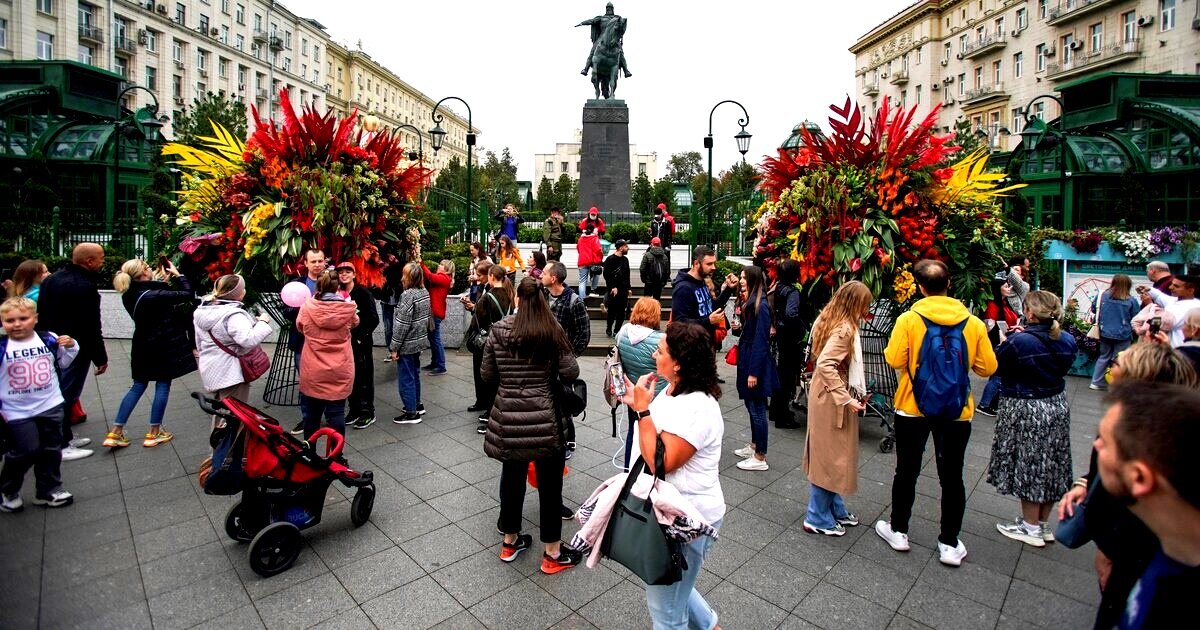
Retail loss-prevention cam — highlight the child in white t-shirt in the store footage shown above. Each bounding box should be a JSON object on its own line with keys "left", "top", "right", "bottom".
{"left": 0, "top": 297, "right": 79, "bottom": 512}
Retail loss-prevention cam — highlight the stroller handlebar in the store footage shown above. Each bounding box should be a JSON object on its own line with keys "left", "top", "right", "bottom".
{"left": 306, "top": 427, "right": 345, "bottom": 460}
{"left": 192, "top": 391, "right": 228, "bottom": 416}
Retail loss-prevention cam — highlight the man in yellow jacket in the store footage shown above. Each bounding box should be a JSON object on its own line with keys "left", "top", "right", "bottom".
{"left": 875, "top": 259, "right": 998, "bottom": 568}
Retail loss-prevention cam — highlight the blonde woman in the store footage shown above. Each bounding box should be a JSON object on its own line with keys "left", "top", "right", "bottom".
{"left": 802, "top": 281, "right": 873, "bottom": 536}
{"left": 987, "top": 291, "right": 1077, "bottom": 547}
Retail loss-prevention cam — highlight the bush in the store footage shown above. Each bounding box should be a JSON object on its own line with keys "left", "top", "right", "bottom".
{"left": 562, "top": 223, "right": 579, "bottom": 242}
{"left": 608, "top": 222, "right": 641, "bottom": 244}
{"left": 673, "top": 229, "right": 690, "bottom": 244}
{"left": 518, "top": 226, "right": 542, "bottom": 243}
{"left": 442, "top": 242, "right": 472, "bottom": 258}
{"left": 715, "top": 259, "right": 745, "bottom": 280}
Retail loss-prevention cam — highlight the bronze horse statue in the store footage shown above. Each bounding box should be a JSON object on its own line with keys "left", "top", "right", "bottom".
{"left": 589, "top": 16, "right": 624, "bottom": 99}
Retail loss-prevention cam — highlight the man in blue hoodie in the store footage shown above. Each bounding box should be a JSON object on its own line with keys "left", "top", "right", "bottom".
{"left": 670, "top": 245, "right": 738, "bottom": 344}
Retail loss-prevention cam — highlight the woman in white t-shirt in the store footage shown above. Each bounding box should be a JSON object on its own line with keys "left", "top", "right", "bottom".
{"left": 622, "top": 321, "right": 725, "bottom": 630}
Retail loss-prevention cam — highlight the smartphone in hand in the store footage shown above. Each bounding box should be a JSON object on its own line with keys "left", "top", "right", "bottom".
{"left": 609, "top": 362, "right": 627, "bottom": 398}
{"left": 1149, "top": 316, "right": 1163, "bottom": 336}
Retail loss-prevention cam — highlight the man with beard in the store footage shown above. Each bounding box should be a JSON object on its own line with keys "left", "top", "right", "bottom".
{"left": 1095, "top": 382, "right": 1200, "bottom": 628}
{"left": 670, "top": 245, "right": 738, "bottom": 345}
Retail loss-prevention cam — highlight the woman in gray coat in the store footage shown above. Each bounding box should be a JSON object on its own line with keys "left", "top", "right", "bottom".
{"left": 482, "top": 277, "right": 583, "bottom": 574}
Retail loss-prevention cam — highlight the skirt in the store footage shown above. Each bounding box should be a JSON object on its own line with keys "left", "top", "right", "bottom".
{"left": 986, "top": 391, "right": 1073, "bottom": 504}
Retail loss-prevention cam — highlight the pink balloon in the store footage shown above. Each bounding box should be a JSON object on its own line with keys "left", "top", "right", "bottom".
{"left": 281, "top": 281, "right": 311, "bottom": 308}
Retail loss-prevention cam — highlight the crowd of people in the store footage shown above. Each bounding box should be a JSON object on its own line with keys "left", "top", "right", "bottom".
{"left": 0, "top": 231, "right": 1196, "bottom": 629}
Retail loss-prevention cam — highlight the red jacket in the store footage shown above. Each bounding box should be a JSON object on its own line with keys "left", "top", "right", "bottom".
{"left": 578, "top": 216, "right": 606, "bottom": 236}
{"left": 422, "top": 264, "right": 452, "bottom": 319}
{"left": 577, "top": 233, "right": 603, "bottom": 267}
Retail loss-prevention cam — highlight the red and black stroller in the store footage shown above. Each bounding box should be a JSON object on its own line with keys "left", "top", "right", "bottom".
{"left": 194, "top": 393, "right": 376, "bottom": 577}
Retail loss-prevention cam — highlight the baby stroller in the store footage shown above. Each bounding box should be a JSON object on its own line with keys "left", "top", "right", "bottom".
{"left": 193, "top": 393, "right": 376, "bottom": 577}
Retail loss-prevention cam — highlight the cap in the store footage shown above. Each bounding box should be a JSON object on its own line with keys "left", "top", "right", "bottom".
{"left": 589, "top": 206, "right": 599, "bottom": 214}
{"left": 614, "top": 239, "right": 628, "bottom": 248}
{"left": 335, "top": 261, "right": 356, "bottom": 271}
{"left": 656, "top": 203, "right": 667, "bottom": 211}
{"left": 651, "top": 237, "right": 661, "bottom": 246}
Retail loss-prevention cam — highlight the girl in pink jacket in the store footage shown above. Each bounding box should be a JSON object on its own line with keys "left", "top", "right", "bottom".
{"left": 297, "top": 270, "right": 359, "bottom": 438}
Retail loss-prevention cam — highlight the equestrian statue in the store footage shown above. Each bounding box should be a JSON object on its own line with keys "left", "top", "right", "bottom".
{"left": 576, "top": 2, "right": 632, "bottom": 100}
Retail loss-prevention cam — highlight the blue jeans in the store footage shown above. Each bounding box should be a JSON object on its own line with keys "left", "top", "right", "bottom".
{"left": 381, "top": 302, "right": 396, "bottom": 347}
{"left": 397, "top": 353, "right": 421, "bottom": 412}
{"left": 578, "top": 265, "right": 599, "bottom": 296}
{"left": 746, "top": 397, "right": 769, "bottom": 456}
{"left": 1092, "top": 338, "right": 1130, "bottom": 387}
{"left": 805, "top": 483, "right": 851, "bottom": 529}
{"left": 978, "top": 374, "right": 1001, "bottom": 409}
{"left": 114, "top": 380, "right": 172, "bottom": 427}
{"left": 300, "top": 394, "right": 346, "bottom": 438}
{"left": 645, "top": 517, "right": 722, "bottom": 630}
{"left": 429, "top": 316, "right": 445, "bottom": 370}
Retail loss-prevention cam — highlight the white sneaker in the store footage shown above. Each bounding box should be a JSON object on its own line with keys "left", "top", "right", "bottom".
{"left": 996, "top": 519, "right": 1046, "bottom": 548}
{"left": 31, "top": 489, "right": 74, "bottom": 508}
{"left": 874, "top": 520, "right": 911, "bottom": 552}
{"left": 68, "top": 437, "right": 91, "bottom": 448}
{"left": 802, "top": 521, "right": 846, "bottom": 536}
{"left": 733, "top": 445, "right": 754, "bottom": 458}
{"left": 938, "top": 539, "right": 969, "bottom": 567}
{"left": 0, "top": 493, "right": 23, "bottom": 512}
{"left": 736, "top": 457, "right": 769, "bottom": 471}
{"left": 60, "top": 446, "right": 94, "bottom": 461}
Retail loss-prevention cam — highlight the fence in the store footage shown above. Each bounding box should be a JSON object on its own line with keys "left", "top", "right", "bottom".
{"left": 689, "top": 189, "right": 765, "bottom": 257}
{"left": 0, "top": 206, "right": 151, "bottom": 259}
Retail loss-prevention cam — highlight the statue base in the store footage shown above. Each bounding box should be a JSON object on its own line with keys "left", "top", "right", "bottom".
{"left": 578, "top": 100, "right": 632, "bottom": 221}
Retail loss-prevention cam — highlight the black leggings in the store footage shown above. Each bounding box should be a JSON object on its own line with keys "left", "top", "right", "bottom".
{"left": 498, "top": 455, "right": 565, "bottom": 543}
{"left": 471, "top": 349, "right": 496, "bottom": 409}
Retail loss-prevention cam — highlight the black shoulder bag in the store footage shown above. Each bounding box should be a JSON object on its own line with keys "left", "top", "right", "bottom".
{"left": 599, "top": 436, "right": 687, "bottom": 585}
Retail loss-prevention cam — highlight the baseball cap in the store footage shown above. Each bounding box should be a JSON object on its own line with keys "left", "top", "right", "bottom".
{"left": 651, "top": 237, "right": 661, "bottom": 246}
{"left": 589, "top": 206, "right": 599, "bottom": 214}
{"left": 335, "top": 261, "right": 356, "bottom": 271}
{"left": 614, "top": 239, "right": 628, "bottom": 248}
{"left": 656, "top": 203, "right": 666, "bottom": 211}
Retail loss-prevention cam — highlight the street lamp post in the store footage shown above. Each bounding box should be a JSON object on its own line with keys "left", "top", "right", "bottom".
{"left": 1020, "top": 94, "right": 1068, "bottom": 228}
{"left": 704, "top": 100, "right": 752, "bottom": 248}
{"left": 361, "top": 115, "right": 424, "bottom": 161}
{"left": 429, "top": 97, "right": 475, "bottom": 241}
{"left": 114, "top": 84, "right": 167, "bottom": 256}
{"left": 974, "top": 124, "right": 1011, "bottom": 151}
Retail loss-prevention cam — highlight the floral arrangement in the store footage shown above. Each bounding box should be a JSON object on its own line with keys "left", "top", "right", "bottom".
{"left": 1068, "top": 228, "right": 1103, "bottom": 254}
{"left": 1064, "top": 298, "right": 1099, "bottom": 357}
{"left": 753, "top": 98, "right": 1023, "bottom": 307}
{"left": 1032, "top": 225, "right": 1199, "bottom": 264}
{"left": 1109, "top": 231, "right": 1158, "bottom": 263}
{"left": 163, "top": 89, "right": 431, "bottom": 287}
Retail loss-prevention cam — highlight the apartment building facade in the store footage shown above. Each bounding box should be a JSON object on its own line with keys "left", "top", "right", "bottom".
{"left": 533, "top": 129, "right": 658, "bottom": 186}
{"left": 850, "top": 0, "right": 1199, "bottom": 152}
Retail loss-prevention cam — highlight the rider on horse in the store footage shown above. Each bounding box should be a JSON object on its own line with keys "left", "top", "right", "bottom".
{"left": 577, "top": 3, "right": 632, "bottom": 79}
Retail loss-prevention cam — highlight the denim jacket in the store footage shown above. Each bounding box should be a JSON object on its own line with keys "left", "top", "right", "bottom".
{"left": 996, "top": 323, "right": 1076, "bottom": 400}
{"left": 1097, "top": 291, "right": 1140, "bottom": 341}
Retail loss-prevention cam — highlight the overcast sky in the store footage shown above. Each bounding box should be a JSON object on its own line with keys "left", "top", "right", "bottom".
{"left": 283, "top": 0, "right": 907, "bottom": 182}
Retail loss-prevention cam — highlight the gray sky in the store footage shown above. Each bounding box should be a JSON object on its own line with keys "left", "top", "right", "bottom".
{"left": 283, "top": 0, "right": 907, "bottom": 182}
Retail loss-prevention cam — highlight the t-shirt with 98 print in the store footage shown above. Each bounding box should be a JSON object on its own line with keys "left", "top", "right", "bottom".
{"left": 0, "top": 334, "right": 79, "bottom": 422}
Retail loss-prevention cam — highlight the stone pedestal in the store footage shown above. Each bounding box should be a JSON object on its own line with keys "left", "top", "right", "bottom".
{"left": 578, "top": 100, "right": 631, "bottom": 218}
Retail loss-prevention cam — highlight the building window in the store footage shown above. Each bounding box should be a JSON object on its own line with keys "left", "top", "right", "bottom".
{"left": 992, "top": 60, "right": 1002, "bottom": 84}
{"left": 146, "top": 30, "right": 157, "bottom": 52}
{"left": 197, "top": 82, "right": 206, "bottom": 95}
{"left": 313, "top": 46, "right": 320, "bottom": 63}
{"left": 199, "top": 14, "right": 209, "bottom": 32}
{"left": 197, "top": 50, "right": 207, "bottom": 70}
{"left": 1014, "top": 52, "right": 1024, "bottom": 78}
{"left": 114, "top": 56, "right": 127, "bottom": 79}
{"left": 78, "top": 3, "right": 94, "bottom": 28}
{"left": 1031, "top": 101, "right": 1046, "bottom": 121}
{"left": 944, "top": 42, "right": 952, "bottom": 60}
{"left": 1062, "top": 34, "right": 1076, "bottom": 63}
{"left": 1016, "top": 7, "right": 1027, "bottom": 30}
{"left": 958, "top": 73, "right": 966, "bottom": 96}
{"left": 238, "top": 66, "right": 246, "bottom": 85}
{"left": 1090, "top": 23, "right": 1103, "bottom": 51}
{"left": 236, "top": 4, "right": 245, "bottom": 25}
{"left": 78, "top": 45, "right": 93, "bottom": 65}
{"left": 901, "top": 54, "right": 909, "bottom": 72}
{"left": 173, "top": 40, "right": 182, "bottom": 63}
{"left": 220, "top": 25, "right": 229, "bottom": 43}
{"left": 545, "top": 161, "right": 554, "bottom": 173}
{"left": 175, "top": 3, "right": 186, "bottom": 25}
{"left": 173, "top": 75, "right": 183, "bottom": 99}
{"left": 561, "top": 161, "right": 569, "bottom": 173}
{"left": 0, "top": 18, "right": 7, "bottom": 49}
{"left": 253, "top": 13, "right": 261, "bottom": 31}
{"left": 915, "top": 85, "right": 922, "bottom": 105}
{"left": 283, "top": 57, "right": 290, "bottom": 72}
{"left": 37, "top": 0, "right": 53, "bottom": 15}
{"left": 1161, "top": 0, "right": 1175, "bottom": 31}
{"left": 145, "top": 66, "right": 157, "bottom": 90}
{"left": 1011, "top": 108, "right": 1025, "bottom": 133}
{"left": 302, "top": 39, "right": 308, "bottom": 56}
{"left": 221, "top": 0, "right": 229, "bottom": 14}
{"left": 1036, "top": 44, "right": 1047, "bottom": 72}
{"left": 235, "top": 34, "right": 245, "bottom": 51}
{"left": 301, "top": 63, "right": 307, "bottom": 78}
{"left": 36, "top": 32, "right": 53, "bottom": 59}
{"left": 959, "top": 34, "right": 968, "bottom": 53}
{"left": 1037, "top": 0, "right": 1047, "bottom": 19}
{"left": 900, "top": 89, "right": 907, "bottom": 108}
{"left": 976, "top": 26, "right": 985, "bottom": 42}
{"left": 974, "top": 66, "right": 983, "bottom": 88}
{"left": 994, "top": 17, "right": 1005, "bottom": 36}
{"left": 972, "top": 114, "right": 983, "bottom": 131}
{"left": 915, "top": 46, "right": 922, "bottom": 65}
{"left": 219, "top": 58, "right": 228, "bottom": 78}
{"left": 1123, "top": 11, "right": 1137, "bottom": 41}
{"left": 284, "top": 31, "right": 291, "bottom": 49}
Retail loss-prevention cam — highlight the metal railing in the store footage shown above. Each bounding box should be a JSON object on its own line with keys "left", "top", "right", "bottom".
{"left": 78, "top": 25, "right": 104, "bottom": 42}
{"left": 962, "top": 32, "right": 1006, "bottom": 58}
{"left": 1047, "top": 39, "right": 1142, "bottom": 78}
{"left": 961, "top": 82, "right": 1007, "bottom": 103}
{"left": 1047, "top": 0, "right": 1120, "bottom": 24}
{"left": 690, "top": 189, "right": 764, "bottom": 257}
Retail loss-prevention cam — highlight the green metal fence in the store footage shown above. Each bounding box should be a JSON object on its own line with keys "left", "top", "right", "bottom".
{"left": 423, "top": 187, "right": 490, "bottom": 248}
{"left": 689, "top": 189, "right": 765, "bottom": 258}
{"left": 0, "top": 205, "right": 151, "bottom": 259}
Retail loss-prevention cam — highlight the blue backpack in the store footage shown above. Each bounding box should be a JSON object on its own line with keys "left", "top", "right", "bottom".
{"left": 911, "top": 315, "right": 970, "bottom": 420}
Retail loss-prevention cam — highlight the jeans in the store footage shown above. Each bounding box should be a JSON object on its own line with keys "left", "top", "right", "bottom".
{"left": 978, "top": 374, "right": 1001, "bottom": 409}
{"left": 645, "top": 517, "right": 722, "bottom": 630}
{"left": 1092, "top": 337, "right": 1130, "bottom": 387}
{"left": 348, "top": 339, "right": 374, "bottom": 419}
{"left": 397, "top": 353, "right": 422, "bottom": 413}
{"left": 746, "top": 397, "right": 769, "bottom": 456}
{"left": 0, "top": 405, "right": 64, "bottom": 499}
{"left": 769, "top": 347, "right": 800, "bottom": 424}
{"left": 498, "top": 455, "right": 565, "bottom": 543}
{"left": 381, "top": 302, "right": 396, "bottom": 347}
{"left": 805, "top": 483, "right": 850, "bottom": 529}
{"left": 429, "top": 316, "right": 446, "bottom": 370}
{"left": 57, "top": 354, "right": 92, "bottom": 445}
{"left": 300, "top": 394, "right": 346, "bottom": 438}
{"left": 578, "top": 265, "right": 599, "bottom": 296}
{"left": 889, "top": 415, "right": 972, "bottom": 547}
{"left": 113, "top": 380, "right": 172, "bottom": 427}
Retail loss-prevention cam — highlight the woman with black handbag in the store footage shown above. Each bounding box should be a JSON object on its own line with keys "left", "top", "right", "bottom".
{"left": 482, "top": 277, "right": 583, "bottom": 574}
{"left": 621, "top": 321, "right": 725, "bottom": 630}
{"left": 466, "top": 265, "right": 513, "bottom": 432}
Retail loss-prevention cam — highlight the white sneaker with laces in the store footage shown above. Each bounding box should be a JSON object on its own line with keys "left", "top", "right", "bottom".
{"left": 733, "top": 445, "right": 754, "bottom": 459}
{"left": 736, "top": 457, "right": 769, "bottom": 471}
{"left": 60, "top": 446, "right": 93, "bottom": 461}
{"left": 32, "top": 489, "right": 73, "bottom": 508}
{"left": 874, "top": 520, "right": 911, "bottom": 551}
{"left": 802, "top": 521, "right": 846, "bottom": 536}
{"left": 1039, "top": 521, "right": 1056, "bottom": 543}
{"left": 938, "top": 539, "right": 969, "bottom": 566}
{"left": 0, "top": 493, "right": 23, "bottom": 512}
{"left": 996, "top": 519, "right": 1046, "bottom": 548}
{"left": 68, "top": 437, "right": 91, "bottom": 448}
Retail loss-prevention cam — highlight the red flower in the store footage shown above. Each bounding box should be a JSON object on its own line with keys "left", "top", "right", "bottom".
{"left": 934, "top": 167, "right": 954, "bottom": 181}
{"left": 849, "top": 258, "right": 863, "bottom": 273}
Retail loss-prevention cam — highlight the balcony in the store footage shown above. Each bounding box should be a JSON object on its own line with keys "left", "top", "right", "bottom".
{"left": 252, "top": 29, "right": 269, "bottom": 44}
{"left": 256, "top": 88, "right": 269, "bottom": 100}
{"left": 961, "top": 32, "right": 1006, "bottom": 59}
{"left": 889, "top": 69, "right": 909, "bottom": 85}
{"left": 1046, "top": 0, "right": 1121, "bottom": 25}
{"left": 268, "top": 35, "right": 284, "bottom": 52}
{"left": 1048, "top": 39, "right": 1142, "bottom": 80}
{"left": 960, "top": 82, "right": 1010, "bottom": 106}
{"left": 115, "top": 37, "right": 137, "bottom": 54}
{"left": 863, "top": 81, "right": 880, "bottom": 96}
{"left": 78, "top": 25, "right": 104, "bottom": 44}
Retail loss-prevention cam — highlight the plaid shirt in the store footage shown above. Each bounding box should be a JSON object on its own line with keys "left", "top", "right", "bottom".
{"left": 549, "top": 286, "right": 590, "bottom": 356}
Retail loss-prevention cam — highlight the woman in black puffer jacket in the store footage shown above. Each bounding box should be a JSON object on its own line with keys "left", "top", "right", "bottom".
{"left": 482, "top": 277, "right": 583, "bottom": 574}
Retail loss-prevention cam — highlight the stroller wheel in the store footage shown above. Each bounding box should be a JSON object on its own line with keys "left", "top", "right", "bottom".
{"left": 247, "top": 522, "right": 302, "bottom": 577}
{"left": 879, "top": 435, "right": 895, "bottom": 454}
{"left": 351, "top": 485, "right": 376, "bottom": 527}
{"left": 224, "top": 502, "right": 257, "bottom": 542}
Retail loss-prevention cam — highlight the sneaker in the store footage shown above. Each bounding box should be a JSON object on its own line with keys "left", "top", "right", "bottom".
{"left": 477, "top": 423, "right": 488, "bottom": 435}
{"left": 733, "top": 445, "right": 754, "bottom": 458}
{"left": 736, "top": 457, "right": 769, "bottom": 471}
{"left": 392, "top": 412, "right": 423, "bottom": 425}
{"left": 802, "top": 521, "right": 846, "bottom": 537}
{"left": 561, "top": 504, "right": 575, "bottom": 520}
{"left": 499, "top": 533, "right": 532, "bottom": 562}
{"left": 32, "top": 489, "right": 74, "bottom": 508}
{"left": 938, "top": 539, "right": 969, "bottom": 567}
{"left": 1088, "top": 383, "right": 1106, "bottom": 391}
{"left": 428, "top": 368, "right": 447, "bottom": 376}
{"left": 996, "top": 519, "right": 1046, "bottom": 548}
{"left": 290, "top": 421, "right": 305, "bottom": 435}
{"left": 0, "top": 493, "right": 23, "bottom": 513}
{"left": 874, "top": 520, "right": 911, "bottom": 552}
{"left": 102, "top": 431, "right": 130, "bottom": 448}
{"left": 565, "top": 442, "right": 576, "bottom": 461}
{"left": 975, "top": 406, "right": 997, "bottom": 417}
{"left": 68, "top": 437, "right": 91, "bottom": 448}
{"left": 541, "top": 545, "right": 583, "bottom": 574}
{"left": 467, "top": 403, "right": 486, "bottom": 412}
{"left": 352, "top": 415, "right": 376, "bottom": 429}
{"left": 1039, "top": 521, "right": 1056, "bottom": 543}
{"left": 421, "top": 364, "right": 436, "bottom": 371}
{"left": 836, "top": 513, "right": 860, "bottom": 527}
{"left": 417, "top": 404, "right": 427, "bottom": 416}
{"left": 60, "top": 446, "right": 93, "bottom": 461}
{"left": 143, "top": 430, "right": 174, "bottom": 448}
{"left": 477, "top": 412, "right": 490, "bottom": 422}
{"left": 382, "top": 356, "right": 393, "bottom": 363}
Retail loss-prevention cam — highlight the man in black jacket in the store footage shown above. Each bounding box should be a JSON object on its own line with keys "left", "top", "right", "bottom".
{"left": 337, "top": 262, "right": 380, "bottom": 429}
{"left": 670, "top": 245, "right": 738, "bottom": 344}
{"left": 649, "top": 203, "right": 673, "bottom": 250}
{"left": 602, "top": 239, "right": 631, "bottom": 337}
{"left": 1096, "top": 382, "right": 1200, "bottom": 629}
{"left": 36, "top": 242, "right": 108, "bottom": 461}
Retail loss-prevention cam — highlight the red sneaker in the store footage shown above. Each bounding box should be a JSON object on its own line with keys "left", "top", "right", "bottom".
{"left": 540, "top": 545, "right": 583, "bottom": 574}
{"left": 499, "top": 534, "right": 531, "bottom": 562}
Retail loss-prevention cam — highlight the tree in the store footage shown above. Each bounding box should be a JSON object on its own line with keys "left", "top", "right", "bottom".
{"left": 476, "top": 147, "right": 522, "bottom": 212}
{"left": 171, "top": 92, "right": 248, "bottom": 145}
{"left": 535, "top": 176, "right": 556, "bottom": 213}
{"left": 717, "top": 161, "right": 760, "bottom": 196}
{"left": 554, "top": 174, "right": 578, "bottom": 215}
{"left": 948, "top": 117, "right": 985, "bottom": 159}
{"left": 631, "top": 172, "right": 654, "bottom": 218}
{"left": 652, "top": 177, "right": 678, "bottom": 215}
{"left": 665, "top": 151, "right": 704, "bottom": 183}
{"left": 434, "top": 155, "right": 467, "bottom": 196}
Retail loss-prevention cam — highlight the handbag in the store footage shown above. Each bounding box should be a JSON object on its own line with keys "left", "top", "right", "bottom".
{"left": 209, "top": 312, "right": 270, "bottom": 382}
{"left": 1056, "top": 477, "right": 1097, "bottom": 549}
{"left": 1086, "top": 292, "right": 1102, "bottom": 340}
{"left": 725, "top": 344, "right": 738, "bottom": 366}
{"left": 600, "top": 436, "right": 687, "bottom": 585}
{"left": 466, "top": 293, "right": 508, "bottom": 353}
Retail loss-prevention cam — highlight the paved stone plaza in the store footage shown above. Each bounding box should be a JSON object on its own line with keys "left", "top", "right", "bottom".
{"left": 2, "top": 340, "right": 1105, "bottom": 629}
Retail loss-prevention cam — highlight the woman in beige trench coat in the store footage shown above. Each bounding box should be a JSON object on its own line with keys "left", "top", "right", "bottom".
{"left": 802, "top": 281, "right": 874, "bottom": 537}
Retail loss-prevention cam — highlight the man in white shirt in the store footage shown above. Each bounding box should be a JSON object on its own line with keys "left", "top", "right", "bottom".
{"left": 1148, "top": 274, "right": 1200, "bottom": 347}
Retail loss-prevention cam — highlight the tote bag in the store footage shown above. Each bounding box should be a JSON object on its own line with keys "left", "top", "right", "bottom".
{"left": 599, "top": 436, "right": 687, "bottom": 585}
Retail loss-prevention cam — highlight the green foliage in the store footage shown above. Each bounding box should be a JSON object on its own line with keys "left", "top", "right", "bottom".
{"left": 535, "top": 177, "right": 556, "bottom": 213}
{"left": 631, "top": 173, "right": 654, "bottom": 219}
{"left": 608, "top": 222, "right": 641, "bottom": 244}
{"left": 518, "top": 226, "right": 542, "bottom": 243}
{"left": 554, "top": 174, "right": 578, "bottom": 213}
{"left": 434, "top": 156, "right": 466, "bottom": 194}
{"left": 170, "top": 92, "right": 248, "bottom": 145}
{"left": 715, "top": 259, "right": 744, "bottom": 279}
{"left": 652, "top": 178, "right": 678, "bottom": 215}
{"left": 674, "top": 228, "right": 690, "bottom": 244}
{"left": 666, "top": 151, "right": 704, "bottom": 183}
{"left": 442, "top": 242, "right": 472, "bottom": 258}
{"left": 947, "top": 118, "right": 985, "bottom": 161}
{"left": 562, "top": 222, "right": 579, "bottom": 242}
{"left": 476, "top": 148, "right": 523, "bottom": 210}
